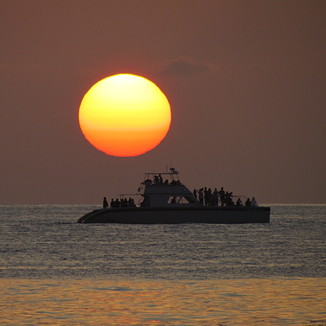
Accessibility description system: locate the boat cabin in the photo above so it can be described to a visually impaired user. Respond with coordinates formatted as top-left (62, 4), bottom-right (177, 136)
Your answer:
top-left (137, 168), bottom-right (199, 208)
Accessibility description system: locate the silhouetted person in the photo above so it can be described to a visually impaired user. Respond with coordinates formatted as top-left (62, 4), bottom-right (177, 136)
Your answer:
top-left (103, 197), bottom-right (108, 208)
top-left (154, 175), bottom-right (161, 184)
top-left (212, 188), bottom-right (219, 206)
top-left (226, 192), bottom-right (234, 206)
top-left (251, 197), bottom-right (258, 207)
top-left (193, 188), bottom-right (198, 201)
top-left (198, 188), bottom-right (204, 205)
top-left (121, 198), bottom-right (128, 207)
top-left (206, 188), bottom-right (212, 206)
top-left (204, 187), bottom-right (209, 206)
top-left (245, 198), bottom-right (252, 207)
top-left (220, 187), bottom-right (225, 206)
top-left (158, 174), bottom-right (163, 184)
top-left (236, 198), bottom-right (243, 206)
top-left (113, 198), bottom-right (120, 207)
top-left (128, 197), bottom-right (135, 207)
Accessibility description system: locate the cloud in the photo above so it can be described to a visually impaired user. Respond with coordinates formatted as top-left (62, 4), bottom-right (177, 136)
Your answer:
top-left (160, 57), bottom-right (217, 77)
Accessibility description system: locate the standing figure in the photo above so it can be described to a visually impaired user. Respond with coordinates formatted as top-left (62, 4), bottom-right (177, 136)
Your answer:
top-left (212, 188), bottom-right (219, 206)
top-left (219, 187), bottom-right (225, 206)
top-left (251, 197), bottom-right (258, 207)
top-left (204, 187), bottom-right (209, 206)
top-left (245, 198), bottom-right (252, 207)
top-left (103, 197), bottom-right (109, 208)
top-left (193, 188), bottom-right (198, 201)
top-left (198, 188), bottom-right (204, 205)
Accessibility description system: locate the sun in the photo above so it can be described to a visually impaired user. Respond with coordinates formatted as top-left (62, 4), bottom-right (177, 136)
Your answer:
top-left (78, 74), bottom-right (171, 157)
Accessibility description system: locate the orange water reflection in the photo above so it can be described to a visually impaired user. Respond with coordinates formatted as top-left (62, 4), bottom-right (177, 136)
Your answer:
top-left (1, 278), bottom-right (325, 325)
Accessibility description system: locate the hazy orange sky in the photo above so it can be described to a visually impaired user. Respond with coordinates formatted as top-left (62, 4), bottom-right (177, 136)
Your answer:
top-left (1, 0), bottom-right (325, 204)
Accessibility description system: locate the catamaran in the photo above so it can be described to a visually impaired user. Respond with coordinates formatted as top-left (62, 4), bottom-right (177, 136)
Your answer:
top-left (78, 168), bottom-right (270, 224)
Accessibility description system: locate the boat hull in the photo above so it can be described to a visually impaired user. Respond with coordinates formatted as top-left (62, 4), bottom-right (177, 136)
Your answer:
top-left (78, 206), bottom-right (270, 224)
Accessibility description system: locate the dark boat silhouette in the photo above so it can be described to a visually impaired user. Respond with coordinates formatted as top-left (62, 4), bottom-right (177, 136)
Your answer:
top-left (78, 168), bottom-right (270, 224)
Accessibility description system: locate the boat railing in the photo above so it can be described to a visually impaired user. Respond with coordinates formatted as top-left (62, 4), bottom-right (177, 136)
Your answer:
top-left (143, 167), bottom-right (180, 184)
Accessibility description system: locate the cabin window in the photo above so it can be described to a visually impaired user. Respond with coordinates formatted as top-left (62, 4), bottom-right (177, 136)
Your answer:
top-left (168, 196), bottom-right (189, 204)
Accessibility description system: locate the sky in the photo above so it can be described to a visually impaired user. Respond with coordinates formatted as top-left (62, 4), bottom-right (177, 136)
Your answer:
top-left (1, 0), bottom-right (325, 204)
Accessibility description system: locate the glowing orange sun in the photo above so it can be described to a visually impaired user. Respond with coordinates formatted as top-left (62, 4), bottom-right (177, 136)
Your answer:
top-left (78, 74), bottom-right (171, 157)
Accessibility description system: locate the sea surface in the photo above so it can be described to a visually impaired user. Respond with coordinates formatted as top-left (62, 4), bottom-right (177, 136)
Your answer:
top-left (0, 204), bottom-right (325, 325)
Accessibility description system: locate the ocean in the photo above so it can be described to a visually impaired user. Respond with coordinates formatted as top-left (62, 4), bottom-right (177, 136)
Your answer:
top-left (0, 204), bottom-right (325, 325)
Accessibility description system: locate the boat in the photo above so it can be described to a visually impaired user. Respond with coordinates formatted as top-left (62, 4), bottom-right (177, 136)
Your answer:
top-left (78, 168), bottom-right (270, 224)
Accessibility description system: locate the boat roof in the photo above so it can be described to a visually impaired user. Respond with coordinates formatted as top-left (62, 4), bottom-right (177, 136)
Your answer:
top-left (144, 167), bottom-right (179, 175)
top-left (143, 167), bottom-right (179, 180)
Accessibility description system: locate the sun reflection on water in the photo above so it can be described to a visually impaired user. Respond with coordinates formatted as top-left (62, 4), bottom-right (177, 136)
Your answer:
top-left (1, 278), bottom-right (325, 325)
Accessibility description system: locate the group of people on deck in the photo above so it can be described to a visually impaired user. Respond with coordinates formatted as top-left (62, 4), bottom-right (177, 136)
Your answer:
top-left (193, 187), bottom-right (258, 207)
top-left (103, 197), bottom-right (136, 208)
top-left (144, 174), bottom-right (181, 186)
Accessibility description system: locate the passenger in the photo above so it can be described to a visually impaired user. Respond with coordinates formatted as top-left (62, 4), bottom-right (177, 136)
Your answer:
top-left (103, 197), bottom-right (109, 208)
top-left (227, 192), bottom-right (234, 206)
top-left (122, 198), bottom-right (128, 207)
top-left (193, 188), bottom-right (198, 201)
top-left (208, 188), bottom-right (212, 206)
top-left (204, 187), bottom-right (209, 206)
top-left (110, 198), bottom-right (114, 207)
top-left (115, 198), bottom-right (120, 207)
top-left (198, 188), bottom-right (204, 205)
top-left (212, 188), bottom-right (219, 206)
top-left (252, 197), bottom-right (258, 207)
top-left (225, 192), bottom-right (230, 206)
top-left (158, 174), bottom-right (163, 184)
top-left (128, 197), bottom-right (135, 207)
top-left (154, 175), bottom-right (159, 184)
top-left (236, 198), bottom-right (243, 206)
top-left (204, 187), bottom-right (208, 206)
top-left (245, 198), bottom-right (252, 207)
top-left (164, 179), bottom-right (169, 185)
top-left (219, 187), bottom-right (225, 206)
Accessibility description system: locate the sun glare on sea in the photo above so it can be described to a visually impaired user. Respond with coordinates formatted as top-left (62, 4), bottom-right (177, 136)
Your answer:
top-left (78, 74), bottom-right (171, 157)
